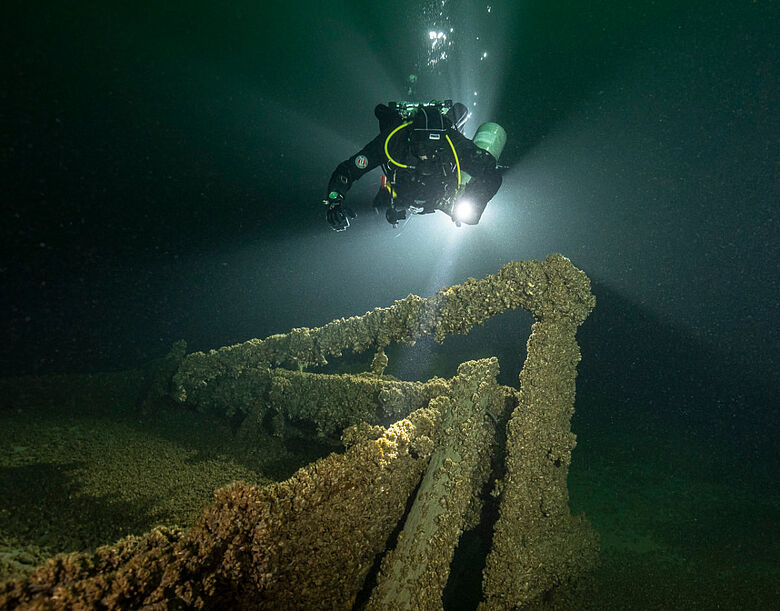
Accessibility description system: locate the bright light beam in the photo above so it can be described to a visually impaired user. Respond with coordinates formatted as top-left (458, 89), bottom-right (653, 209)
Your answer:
top-left (414, 1), bottom-right (518, 134)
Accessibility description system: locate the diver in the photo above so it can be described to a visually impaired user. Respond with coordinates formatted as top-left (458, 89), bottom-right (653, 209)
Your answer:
top-left (324, 100), bottom-right (505, 231)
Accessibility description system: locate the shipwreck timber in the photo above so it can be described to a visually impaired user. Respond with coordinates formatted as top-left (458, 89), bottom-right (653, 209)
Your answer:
top-left (0, 254), bottom-right (598, 609)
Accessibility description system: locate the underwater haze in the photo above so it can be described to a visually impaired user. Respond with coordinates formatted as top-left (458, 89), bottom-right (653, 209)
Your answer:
top-left (2, 0), bottom-right (779, 608)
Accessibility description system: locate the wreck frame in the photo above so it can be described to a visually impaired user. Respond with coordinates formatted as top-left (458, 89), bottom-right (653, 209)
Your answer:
top-left (1, 253), bottom-right (598, 610)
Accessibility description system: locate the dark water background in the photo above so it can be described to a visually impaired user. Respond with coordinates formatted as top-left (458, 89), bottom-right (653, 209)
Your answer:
top-left (2, 0), bottom-right (778, 606)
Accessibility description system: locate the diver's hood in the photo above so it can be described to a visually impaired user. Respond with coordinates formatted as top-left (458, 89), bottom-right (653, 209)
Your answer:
top-left (446, 103), bottom-right (469, 133)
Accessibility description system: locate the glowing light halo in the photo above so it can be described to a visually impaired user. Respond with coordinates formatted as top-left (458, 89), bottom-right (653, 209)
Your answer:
top-left (454, 198), bottom-right (476, 223)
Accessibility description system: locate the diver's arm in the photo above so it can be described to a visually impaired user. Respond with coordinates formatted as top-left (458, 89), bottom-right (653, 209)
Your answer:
top-left (326, 134), bottom-right (386, 199)
top-left (450, 132), bottom-right (502, 224)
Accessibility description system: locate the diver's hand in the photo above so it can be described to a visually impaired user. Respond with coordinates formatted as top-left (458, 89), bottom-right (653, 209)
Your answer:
top-left (324, 195), bottom-right (355, 231)
top-left (385, 206), bottom-right (406, 227)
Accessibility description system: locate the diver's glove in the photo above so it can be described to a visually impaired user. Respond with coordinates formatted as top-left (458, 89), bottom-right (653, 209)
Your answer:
top-left (323, 192), bottom-right (355, 232)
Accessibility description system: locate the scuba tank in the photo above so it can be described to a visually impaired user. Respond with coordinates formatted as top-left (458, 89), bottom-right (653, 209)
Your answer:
top-left (388, 99), bottom-right (454, 120)
top-left (460, 122), bottom-right (507, 187)
top-left (472, 122), bottom-right (507, 162)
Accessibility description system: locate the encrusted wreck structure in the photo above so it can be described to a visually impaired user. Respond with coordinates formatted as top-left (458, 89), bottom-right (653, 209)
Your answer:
top-left (0, 254), bottom-right (599, 610)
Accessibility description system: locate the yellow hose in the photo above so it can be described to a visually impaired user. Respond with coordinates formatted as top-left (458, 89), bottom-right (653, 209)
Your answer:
top-left (385, 122), bottom-right (461, 194)
top-left (384, 122), bottom-right (412, 168)
top-left (445, 134), bottom-right (461, 191)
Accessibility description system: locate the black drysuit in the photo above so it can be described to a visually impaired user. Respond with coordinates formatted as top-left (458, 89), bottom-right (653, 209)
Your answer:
top-left (326, 111), bottom-right (502, 225)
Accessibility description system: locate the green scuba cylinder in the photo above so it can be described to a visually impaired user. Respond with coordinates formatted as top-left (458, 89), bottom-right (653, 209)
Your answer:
top-left (472, 122), bottom-right (507, 161)
top-left (458, 121), bottom-right (507, 188)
